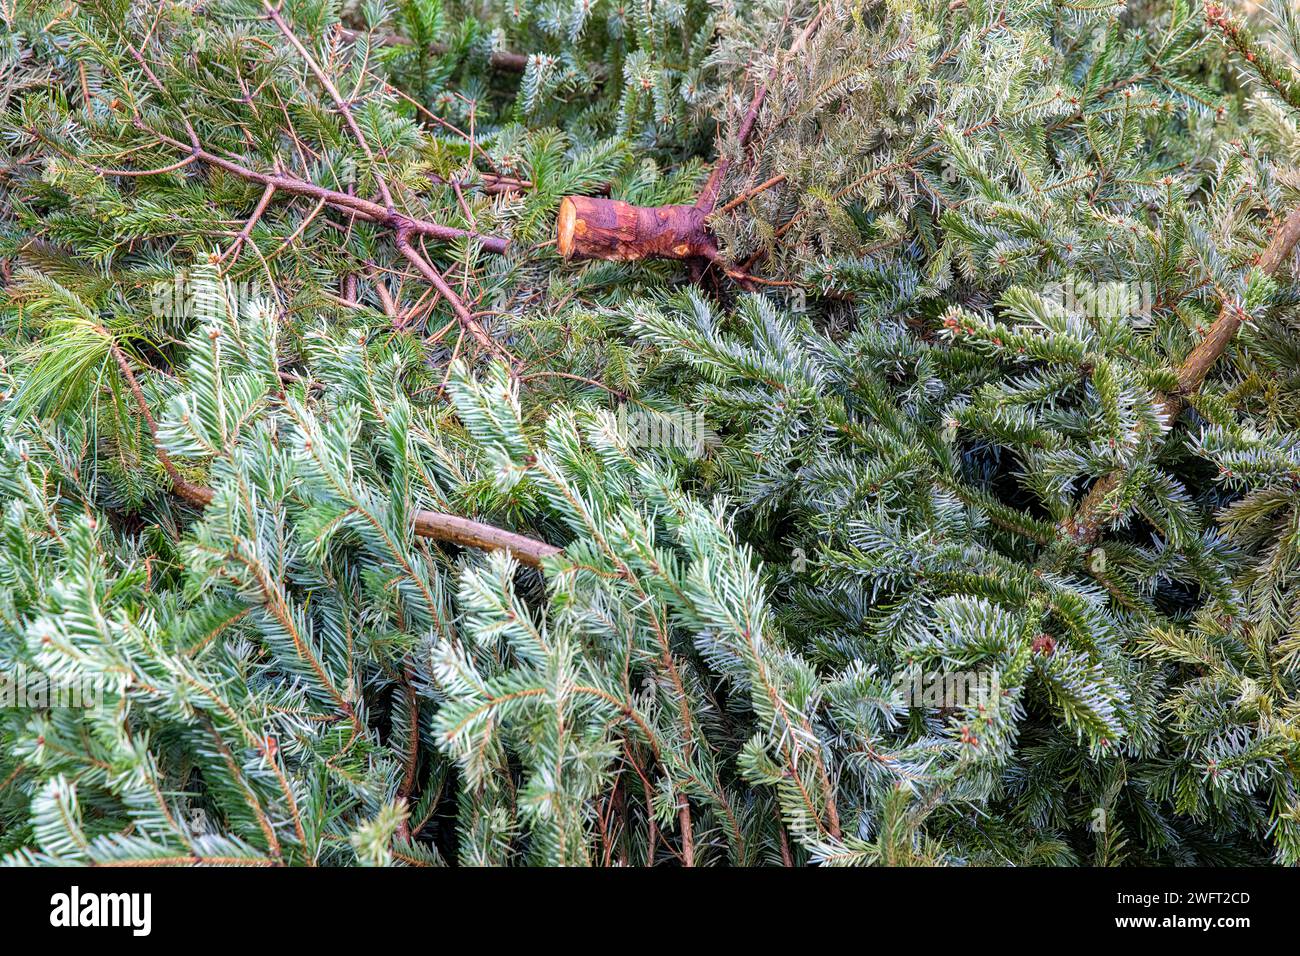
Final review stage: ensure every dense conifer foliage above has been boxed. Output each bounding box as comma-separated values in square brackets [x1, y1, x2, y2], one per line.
[1, 0, 1299, 865]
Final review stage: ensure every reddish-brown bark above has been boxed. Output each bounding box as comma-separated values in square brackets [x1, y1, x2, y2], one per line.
[556, 197, 718, 262]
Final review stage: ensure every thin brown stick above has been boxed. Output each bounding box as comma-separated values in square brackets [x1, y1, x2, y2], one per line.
[93, 152, 198, 177]
[696, 80, 770, 214]
[219, 181, 276, 264]
[367, 262, 399, 320]
[1169, 208, 1300, 396]
[716, 173, 787, 216]
[677, 795, 695, 867]
[266, 195, 328, 260]
[124, 41, 201, 151]
[411, 511, 560, 568]
[722, 267, 798, 286]
[395, 668, 420, 841]
[432, 172, 534, 195]
[393, 228, 496, 352]
[696, 8, 823, 214]
[109, 339, 215, 509]
[776, 814, 794, 867]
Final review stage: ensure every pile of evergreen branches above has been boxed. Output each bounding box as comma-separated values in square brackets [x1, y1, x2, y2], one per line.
[1, 0, 1299, 866]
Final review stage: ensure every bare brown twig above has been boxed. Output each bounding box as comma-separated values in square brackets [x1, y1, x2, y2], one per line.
[219, 181, 276, 264]
[393, 227, 498, 352]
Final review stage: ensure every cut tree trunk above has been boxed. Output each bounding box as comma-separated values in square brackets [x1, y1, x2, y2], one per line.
[556, 197, 718, 262]
[553, 11, 823, 272]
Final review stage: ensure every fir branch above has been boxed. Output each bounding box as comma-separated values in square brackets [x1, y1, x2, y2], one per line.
[1061, 207, 1300, 546]
[264, 2, 396, 210]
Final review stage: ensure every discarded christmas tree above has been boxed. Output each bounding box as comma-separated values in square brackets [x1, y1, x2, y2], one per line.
[0, 0, 1299, 866]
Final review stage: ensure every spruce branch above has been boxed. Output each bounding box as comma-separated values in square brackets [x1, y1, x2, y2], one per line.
[1205, 2, 1300, 110]
[96, 25, 510, 347]
[8, 0, 1300, 868]
[137, 126, 508, 254]
[108, 341, 560, 567]
[118, 123, 507, 349]
[696, 8, 824, 215]
[1060, 207, 1300, 546]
